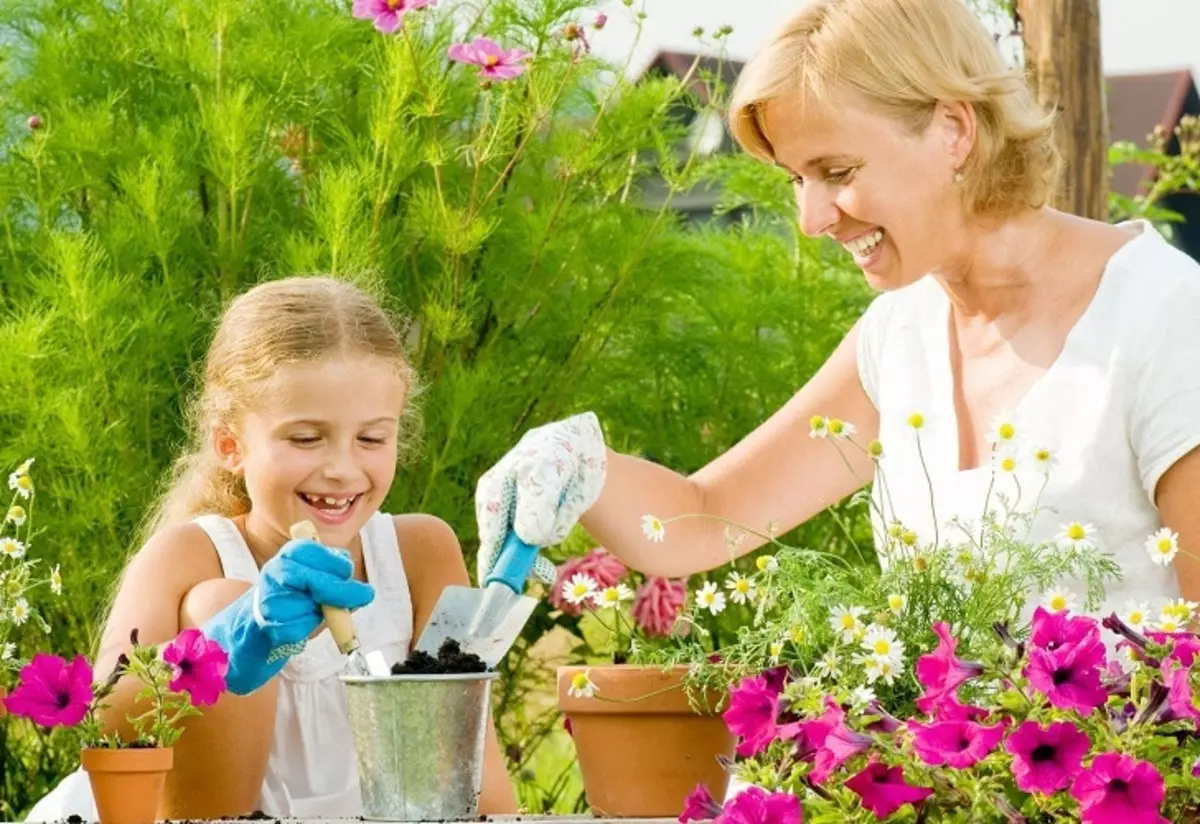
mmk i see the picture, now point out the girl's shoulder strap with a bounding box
[191,514,260,584]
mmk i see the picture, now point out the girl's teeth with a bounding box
[846,229,884,256]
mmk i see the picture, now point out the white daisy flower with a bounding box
[1030,446,1058,473]
[1155,614,1183,633]
[641,514,666,543]
[562,573,598,605]
[5,505,26,526]
[987,410,1020,446]
[696,582,727,615]
[861,625,906,663]
[1044,588,1077,614]
[768,641,784,664]
[860,654,900,686]
[1161,598,1197,624]
[829,605,867,643]
[812,649,841,680]
[992,448,1019,475]
[12,599,29,625]
[887,593,906,614]
[0,642,13,661]
[755,555,779,573]
[1145,527,1180,566]
[850,686,877,707]
[50,564,62,596]
[1055,522,1096,552]
[591,583,634,609]
[0,537,24,559]
[1123,600,1151,630]
[568,670,597,698]
[7,471,32,500]
[725,572,756,605]
[809,416,829,438]
[827,418,856,440]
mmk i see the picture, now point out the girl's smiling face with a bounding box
[215,355,407,551]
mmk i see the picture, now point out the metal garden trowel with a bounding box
[289,520,390,677]
[413,531,540,668]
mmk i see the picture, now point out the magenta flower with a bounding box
[1070,753,1168,824]
[845,759,933,819]
[1147,630,1200,668]
[632,575,688,636]
[718,786,801,824]
[1160,661,1200,724]
[162,628,230,706]
[550,549,627,615]
[352,0,435,34]
[448,37,531,81]
[1031,606,1100,651]
[1024,636,1108,714]
[907,719,1005,769]
[678,783,722,823]
[931,694,990,723]
[914,622,984,714]
[809,720,873,784]
[790,697,844,761]
[723,674,780,757]
[4,653,94,728]
[1005,720,1091,794]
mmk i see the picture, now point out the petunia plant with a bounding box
[0,457,62,675]
[4,627,229,749]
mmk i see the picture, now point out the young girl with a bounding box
[26,276,518,820]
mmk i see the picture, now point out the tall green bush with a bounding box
[0,0,870,814]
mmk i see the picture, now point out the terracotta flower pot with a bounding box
[558,664,735,818]
[81,746,174,824]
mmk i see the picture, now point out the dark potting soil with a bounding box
[391,638,489,674]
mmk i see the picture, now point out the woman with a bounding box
[475,0,1200,620]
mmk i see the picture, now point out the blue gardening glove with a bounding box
[475,411,608,586]
[202,537,375,695]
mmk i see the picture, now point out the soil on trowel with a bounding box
[391,638,489,674]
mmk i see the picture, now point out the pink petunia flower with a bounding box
[722,674,781,757]
[907,719,1005,769]
[809,719,873,784]
[1005,720,1091,794]
[550,549,627,616]
[162,628,230,706]
[1160,660,1200,724]
[914,622,985,715]
[931,694,990,723]
[1024,637,1108,714]
[352,0,436,34]
[678,783,722,823]
[718,786,801,824]
[1070,752,1168,824]
[1031,605,1100,652]
[845,759,933,819]
[4,653,94,728]
[1146,630,1200,668]
[448,37,531,81]
[632,575,688,636]
[790,696,843,762]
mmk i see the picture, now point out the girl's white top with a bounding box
[857,219,1200,621]
[25,510,414,820]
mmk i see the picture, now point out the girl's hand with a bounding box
[474,411,608,585]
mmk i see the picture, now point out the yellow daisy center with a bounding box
[907,413,925,429]
[1157,538,1174,553]
[1050,595,1068,610]
[901,530,917,546]
[1035,449,1050,462]
[873,640,891,655]
[571,583,590,597]
[997,422,1015,440]
[829,418,844,434]
[888,595,904,611]
[1067,524,1086,541]
[571,673,590,690]
[16,475,31,491]
[840,614,856,629]
[735,580,750,594]
[1129,610,1144,624]
[1000,457,1016,472]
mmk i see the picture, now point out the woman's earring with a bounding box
[953,169,964,184]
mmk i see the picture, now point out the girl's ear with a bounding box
[211,425,245,475]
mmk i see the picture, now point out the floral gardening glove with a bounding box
[475,411,608,586]
[203,537,375,695]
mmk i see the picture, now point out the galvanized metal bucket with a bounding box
[341,672,499,821]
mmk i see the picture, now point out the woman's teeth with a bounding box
[845,229,884,257]
[300,493,357,512]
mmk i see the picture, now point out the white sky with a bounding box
[590,0,1200,82]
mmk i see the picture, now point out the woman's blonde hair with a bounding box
[143,275,419,537]
[728,0,1062,215]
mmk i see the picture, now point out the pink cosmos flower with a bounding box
[845,759,933,819]
[1069,753,1168,824]
[352,0,436,34]
[4,653,94,728]
[162,628,230,706]
[678,783,723,823]
[1031,606,1100,651]
[809,720,873,784]
[448,37,531,81]
[1024,637,1108,714]
[718,786,801,824]
[907,719,1005,769]
[722,674,781,757]
[1005,720,1091,794]
[550,549,627,615]
[914,622,985,714]
[632,575,688,636]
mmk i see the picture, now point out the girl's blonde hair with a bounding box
[728,0,1062,216]
[143,276,418,537]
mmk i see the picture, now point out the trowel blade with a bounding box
[414,584,537,668]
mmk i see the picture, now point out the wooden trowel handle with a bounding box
[289,520,360,655]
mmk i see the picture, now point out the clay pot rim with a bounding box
[81,745,174,773]
[557,663,728,715]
